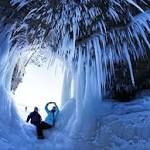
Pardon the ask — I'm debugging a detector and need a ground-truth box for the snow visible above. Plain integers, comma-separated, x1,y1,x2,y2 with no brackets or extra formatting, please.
1,94,150,149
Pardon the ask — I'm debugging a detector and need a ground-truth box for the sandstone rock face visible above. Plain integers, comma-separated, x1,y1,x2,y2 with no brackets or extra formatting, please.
106,52,150,101
11,60,25,92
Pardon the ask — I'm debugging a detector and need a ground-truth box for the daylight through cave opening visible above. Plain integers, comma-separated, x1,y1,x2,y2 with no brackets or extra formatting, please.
12,59,65,119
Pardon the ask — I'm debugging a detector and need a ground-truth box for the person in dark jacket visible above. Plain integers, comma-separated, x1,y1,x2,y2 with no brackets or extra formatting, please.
26,107,43,139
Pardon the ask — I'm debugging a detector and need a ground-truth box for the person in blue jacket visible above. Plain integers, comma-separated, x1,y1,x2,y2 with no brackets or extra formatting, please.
39,102,59,139
44,102,59,126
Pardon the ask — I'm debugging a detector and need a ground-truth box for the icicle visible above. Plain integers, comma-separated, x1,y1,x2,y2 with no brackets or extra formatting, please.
123,43,135,85
75,49,86,117
92,37,106,99
126,0,144,12
61,69,72,106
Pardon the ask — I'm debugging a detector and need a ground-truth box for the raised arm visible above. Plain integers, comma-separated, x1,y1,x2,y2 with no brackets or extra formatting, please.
45,102,52,113
53,102,59,117
53,102,58,109
45,103,50,113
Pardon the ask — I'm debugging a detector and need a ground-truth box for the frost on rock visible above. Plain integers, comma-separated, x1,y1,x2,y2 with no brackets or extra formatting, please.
10,0,28,8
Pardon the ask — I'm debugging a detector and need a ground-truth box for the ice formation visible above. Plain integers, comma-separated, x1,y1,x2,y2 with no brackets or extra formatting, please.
0,0,150,149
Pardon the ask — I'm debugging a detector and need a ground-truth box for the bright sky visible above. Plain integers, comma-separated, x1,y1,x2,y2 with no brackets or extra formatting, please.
14,62,64,117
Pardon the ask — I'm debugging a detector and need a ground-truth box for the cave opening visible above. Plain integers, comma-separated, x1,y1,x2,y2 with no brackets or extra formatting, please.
11,58,64,119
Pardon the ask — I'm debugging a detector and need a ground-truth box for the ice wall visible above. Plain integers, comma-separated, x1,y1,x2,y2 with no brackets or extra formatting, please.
0,23,21,127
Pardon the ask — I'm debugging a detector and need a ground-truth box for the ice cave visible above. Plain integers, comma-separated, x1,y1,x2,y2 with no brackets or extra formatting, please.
0,0,150,149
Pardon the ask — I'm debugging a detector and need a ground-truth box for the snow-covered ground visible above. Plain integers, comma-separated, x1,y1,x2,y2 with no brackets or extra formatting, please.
1,91,150,150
